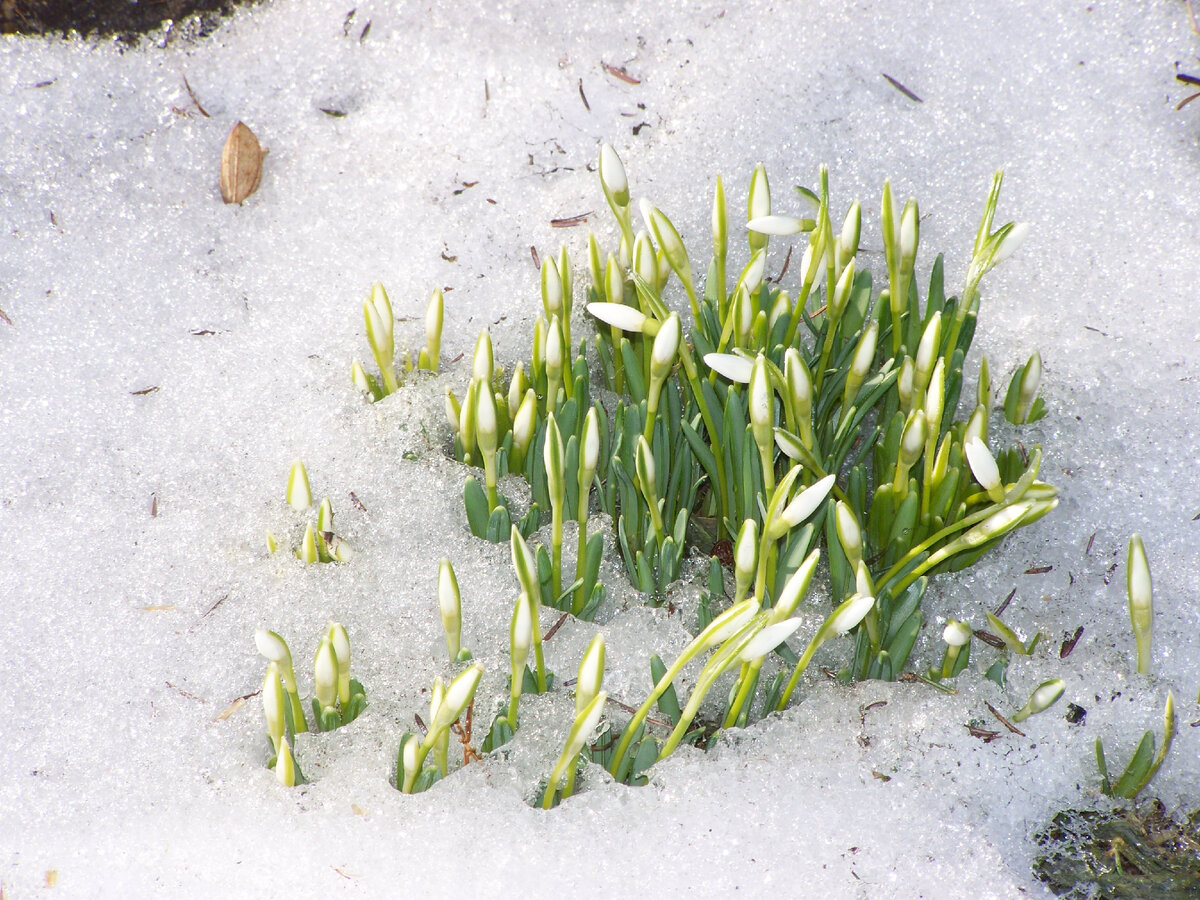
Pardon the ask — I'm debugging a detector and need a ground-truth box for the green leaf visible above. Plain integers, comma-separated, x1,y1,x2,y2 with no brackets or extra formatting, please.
481,715,515,753
1112,732,1156,799
464,476,490,538
649,654,682,726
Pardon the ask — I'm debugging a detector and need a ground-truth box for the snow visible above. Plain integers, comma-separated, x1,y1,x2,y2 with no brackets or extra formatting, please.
2,0,1198,895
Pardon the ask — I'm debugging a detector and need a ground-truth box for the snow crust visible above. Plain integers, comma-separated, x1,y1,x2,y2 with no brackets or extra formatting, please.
1,1,1198,895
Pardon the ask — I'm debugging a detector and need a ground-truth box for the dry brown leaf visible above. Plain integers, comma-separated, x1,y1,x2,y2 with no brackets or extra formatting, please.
220,121,265,204
212,697,245,721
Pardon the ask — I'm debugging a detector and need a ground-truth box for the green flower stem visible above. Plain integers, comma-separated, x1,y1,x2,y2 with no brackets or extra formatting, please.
657,623,759,760
775,629,826,711
608,598,759,777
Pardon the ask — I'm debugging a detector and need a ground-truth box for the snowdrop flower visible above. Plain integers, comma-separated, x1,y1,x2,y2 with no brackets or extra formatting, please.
913,312,942,394
286,459,312,511
579,407,601,497
735,249,767,297
964,436,1004,502
543,691,607,809
942,620,973,647
297,524,319,564
828,259,856,323
769,473,836,539
747,214,809,236
599,144,629,208
444,390,461,433
1011,679,1065,723
748,162,771,221
316,497,333,534
842,320,878,411
510,525,539,604
1013,351,1042,424
586,301,649,334
541,256,563,321
826,592,875,636
738,618,803,664
508,592,534,725
639,201,692,288
351,358,373,396
1127,534,1153,675
431,663,483,733
835,501,863,569
650,314,681,384
511,389,537,463
633,230,657,288
772,549,820,620
507,363,529,419
704,352,754,384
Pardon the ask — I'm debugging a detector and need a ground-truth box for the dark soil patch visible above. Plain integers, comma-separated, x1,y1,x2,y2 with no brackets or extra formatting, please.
2,0,256,41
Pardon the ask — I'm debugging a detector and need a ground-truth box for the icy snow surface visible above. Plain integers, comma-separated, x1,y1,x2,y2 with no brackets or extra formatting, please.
2,1,1199,896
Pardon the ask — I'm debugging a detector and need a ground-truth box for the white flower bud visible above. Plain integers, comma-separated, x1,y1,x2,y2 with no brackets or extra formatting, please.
650,314,681,383
771,473,836,537
431,663,483,732
586,301,648,334
747,215,807,236
964,436,1003,501
942,620,973,647
328,622,351,706
438,559,462,660
991,222,1030,267
899,198,919,264
1127,533,1152,675
749,354,773,450
599,144,629,208
739,618,803,663
472,330,493,382
1011,678,1065,722
704,352,754,384
826,593,875,636
575,633,606,715
835,501,862,568
425,289,444,370
313,636,339,712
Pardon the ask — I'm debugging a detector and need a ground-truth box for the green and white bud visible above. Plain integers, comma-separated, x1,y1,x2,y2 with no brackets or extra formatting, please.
773,550,820,620
1011,678,1065,722
640,201,692,289
837,201,862,271
697,596,761,652
316,497,333,534
511,389,537,464
1127,534,1153,675
473,330,494,383
770,473,836,538
431,662,484,733
635,435,657,501
735,249,767,298
510,525,539,603
599,144,630,209
579,407,601,496
899,410,926,470
990,221,1030,268
328,622,351,706
286,459,312,511
835,501,863,569
899,198,919,265
510,592,534,693
914,312,942,393
749,354,773,452
633,230,657,289
314,636,339,713
544,690,607,808
508,362,529,419
960,501,1036,548
733,518,758,602
424,289,444,370
276,735,296,787
445,390,461,433
458,380,478,459
541,256,564,321
855,560,874,598
438,559,463,661
784,348,813,442
575,633,606,717
923,357,946,432
297,524,319,564
351,358,373,396
842,320,878,410
963,404,987,447
544,412,565,510
748,162,771,220
650,314,681,384
263,662,286,754
828,259,856,323
545,314,565,386
1015,351,1042,424
897,356,915,410
475,381,498,457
